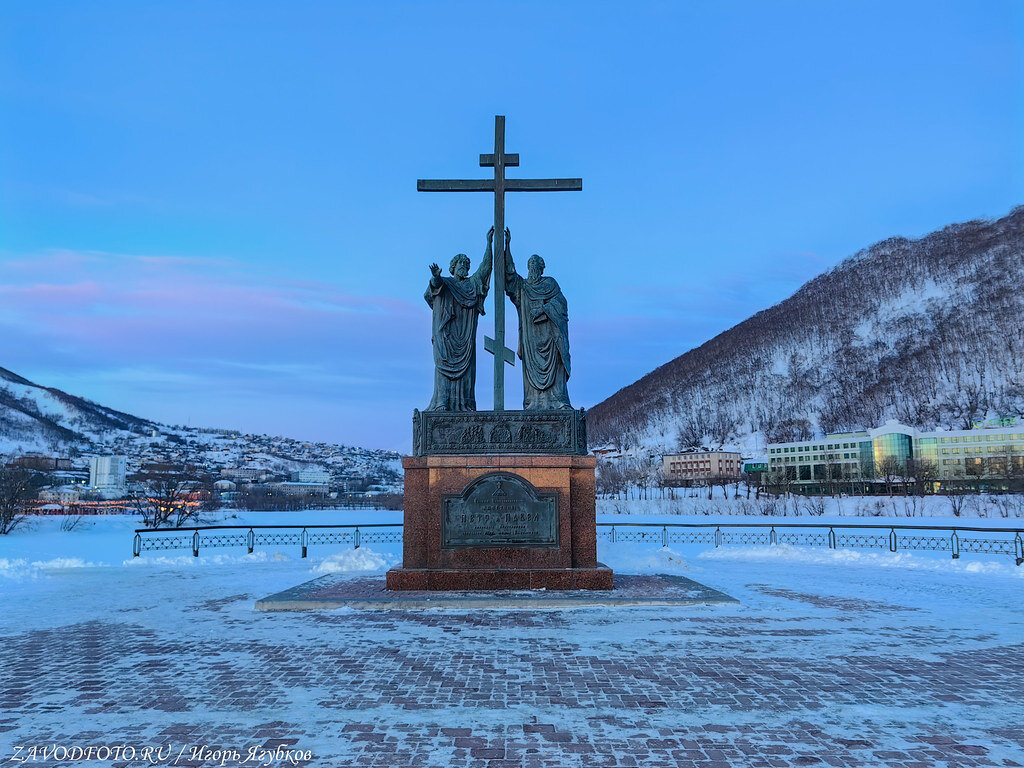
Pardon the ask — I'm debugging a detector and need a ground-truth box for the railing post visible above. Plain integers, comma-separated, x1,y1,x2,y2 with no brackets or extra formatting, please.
192,530,200,558
132,533,141,557
769,527,777,546
951,530,960,560
354,526,361,549
301,528,308,558
1015,533,1022,566
246,528,255,554
714,527,722,547
611,525,616,544
662,525,667,547
888,528,897,553
828,528,836,549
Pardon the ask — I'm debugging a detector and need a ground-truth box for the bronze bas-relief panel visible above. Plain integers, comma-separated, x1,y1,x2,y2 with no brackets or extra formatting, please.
441,472,558,549
413,409,587,456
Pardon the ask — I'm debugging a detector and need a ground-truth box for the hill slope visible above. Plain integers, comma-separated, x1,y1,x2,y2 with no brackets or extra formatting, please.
0,366,155,453
589,207,1024,454
0,366,402,486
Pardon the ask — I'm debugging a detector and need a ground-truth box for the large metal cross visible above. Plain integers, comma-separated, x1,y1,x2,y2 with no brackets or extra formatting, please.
417,115,582,411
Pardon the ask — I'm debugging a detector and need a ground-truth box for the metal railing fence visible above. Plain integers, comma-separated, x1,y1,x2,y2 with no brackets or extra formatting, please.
597,522,1024,565
133,521,1024,565
132,523,403,559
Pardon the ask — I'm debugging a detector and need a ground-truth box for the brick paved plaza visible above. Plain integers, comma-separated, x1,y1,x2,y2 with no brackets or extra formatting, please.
1,553,1022,767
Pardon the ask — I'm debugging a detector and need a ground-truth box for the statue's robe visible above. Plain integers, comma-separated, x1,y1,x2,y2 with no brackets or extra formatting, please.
506,264,572,410
425,263,490,411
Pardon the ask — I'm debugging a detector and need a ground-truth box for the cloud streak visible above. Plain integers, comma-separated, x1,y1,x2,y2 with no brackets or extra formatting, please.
0,249,431,447
0,246,811,448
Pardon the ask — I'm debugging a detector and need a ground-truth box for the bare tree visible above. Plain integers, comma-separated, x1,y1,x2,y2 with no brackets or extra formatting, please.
0,464,35,535
943,491,967,518
909,458,939,496
707,474,733,500
963,455,985,491
128,465,204,529
997,444,1023,491
741,468,763,499
596,459,626,498
824,449,845,497
799,496,826,516
877,456,904,497
764,467,792,497
859,458,876,493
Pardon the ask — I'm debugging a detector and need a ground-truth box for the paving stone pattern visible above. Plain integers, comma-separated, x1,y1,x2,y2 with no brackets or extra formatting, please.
1,569,1022,767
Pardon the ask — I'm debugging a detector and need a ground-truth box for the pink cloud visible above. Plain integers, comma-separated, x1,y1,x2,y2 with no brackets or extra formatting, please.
0,281,107,305
0,249,428,379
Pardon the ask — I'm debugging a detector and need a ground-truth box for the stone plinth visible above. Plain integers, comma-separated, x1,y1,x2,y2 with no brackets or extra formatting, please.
386,454,612,591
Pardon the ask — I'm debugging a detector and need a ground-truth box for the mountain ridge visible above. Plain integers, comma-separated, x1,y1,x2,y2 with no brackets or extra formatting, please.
0,366,157,453
588,206,1024,454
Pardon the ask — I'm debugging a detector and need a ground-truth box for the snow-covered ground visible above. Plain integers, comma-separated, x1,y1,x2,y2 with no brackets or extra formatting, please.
2,499,1021,581
598,493,1024,520
2,506,1022,766
1,500,1021,585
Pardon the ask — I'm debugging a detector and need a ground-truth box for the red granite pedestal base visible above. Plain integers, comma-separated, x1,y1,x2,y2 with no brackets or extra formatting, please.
386,454,613,591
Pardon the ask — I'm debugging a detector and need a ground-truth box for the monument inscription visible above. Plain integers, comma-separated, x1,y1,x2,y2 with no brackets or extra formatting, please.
442,472,558,549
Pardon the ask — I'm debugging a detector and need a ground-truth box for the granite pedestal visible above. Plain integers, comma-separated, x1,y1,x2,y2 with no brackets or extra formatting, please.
386,454,613,591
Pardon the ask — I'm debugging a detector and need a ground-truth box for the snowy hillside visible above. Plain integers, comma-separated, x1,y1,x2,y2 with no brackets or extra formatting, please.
589,206,1024,455
0,366,401,486
0,366,153,454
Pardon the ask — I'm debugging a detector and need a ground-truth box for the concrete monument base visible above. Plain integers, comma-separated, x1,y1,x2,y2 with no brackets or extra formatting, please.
385,565,612,591
386,454,613,591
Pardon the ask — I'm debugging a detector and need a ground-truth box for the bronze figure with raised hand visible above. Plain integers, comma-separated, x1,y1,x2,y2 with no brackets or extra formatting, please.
503,227,572,410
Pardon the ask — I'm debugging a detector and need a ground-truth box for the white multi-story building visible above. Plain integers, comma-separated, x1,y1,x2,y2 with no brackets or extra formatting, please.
766,418,1024,492
89,455,127,491
221,467,269,482
291,469,331,484
273,481,329,496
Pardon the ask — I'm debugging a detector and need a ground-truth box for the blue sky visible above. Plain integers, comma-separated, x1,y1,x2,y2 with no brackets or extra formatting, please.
1,1,1021,450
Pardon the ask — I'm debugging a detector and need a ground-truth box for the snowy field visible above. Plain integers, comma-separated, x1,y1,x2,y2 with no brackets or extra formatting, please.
1,506,1023,766
597,493,1024,521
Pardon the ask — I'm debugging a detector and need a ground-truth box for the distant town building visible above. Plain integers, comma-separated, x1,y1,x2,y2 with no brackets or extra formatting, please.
221,467,269,483
38,485,82,504
52,468,89,486
141,462,187,474
10,455,72,471
90,456,127,491
662,451,743,484
291,469,331,484
338,474,368,492
767,419,1024,493
273,481,329,496
213,479,237,492
742,459,769,483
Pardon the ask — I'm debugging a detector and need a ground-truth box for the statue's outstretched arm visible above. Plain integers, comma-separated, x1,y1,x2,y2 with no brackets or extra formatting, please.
504,227,516,274
476,226,494,281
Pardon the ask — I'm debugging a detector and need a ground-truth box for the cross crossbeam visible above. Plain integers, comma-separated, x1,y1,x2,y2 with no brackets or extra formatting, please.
417,115,582,411
417,178,582,192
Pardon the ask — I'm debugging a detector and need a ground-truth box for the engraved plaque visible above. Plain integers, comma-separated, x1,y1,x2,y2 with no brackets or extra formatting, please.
442,472,558,549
